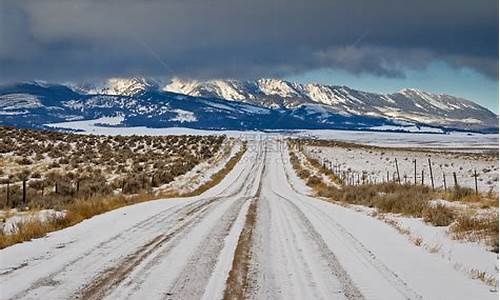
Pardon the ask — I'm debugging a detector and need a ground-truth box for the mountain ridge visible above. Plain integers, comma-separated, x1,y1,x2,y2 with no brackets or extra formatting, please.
0,78,497,133
163,78,497,130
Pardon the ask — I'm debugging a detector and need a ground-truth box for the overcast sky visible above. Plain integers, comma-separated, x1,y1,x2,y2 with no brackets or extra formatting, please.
1,0,498,111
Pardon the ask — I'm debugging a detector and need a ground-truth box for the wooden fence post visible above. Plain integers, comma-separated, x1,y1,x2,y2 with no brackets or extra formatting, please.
421,169,424,185
473,169,478,195
443,173,447,192
22,180,27,204
414,159,417,185
428,158,434,191
395,158,401,184
6,181,10,206
453,172,458,189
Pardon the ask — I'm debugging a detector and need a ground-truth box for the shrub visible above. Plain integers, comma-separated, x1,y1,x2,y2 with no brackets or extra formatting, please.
297,169,310,179
306,175,322,187
16,157,32,165
422,204,455,226
450,214,498,245
446,187,478,202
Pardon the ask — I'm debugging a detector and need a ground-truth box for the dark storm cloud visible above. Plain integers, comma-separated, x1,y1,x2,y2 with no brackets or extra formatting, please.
0,0,498,82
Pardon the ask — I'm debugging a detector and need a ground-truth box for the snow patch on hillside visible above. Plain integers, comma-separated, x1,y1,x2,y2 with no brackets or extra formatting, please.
169,109,197,123
0,94,42,110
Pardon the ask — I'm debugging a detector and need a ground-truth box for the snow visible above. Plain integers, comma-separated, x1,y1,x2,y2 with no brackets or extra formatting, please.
338,202,498,287
169,109,197,123
0,140,497,299
164,77,200,96
46,116,125,131
165,78,254,101
160,78,497,130
45,117,266,137
369,124,444,133
86,77,159,96
1,209,66,234
159,140,241,194
257,78,301,98
400,88,452,111
201,100,236,112
462,118,483,124
304,144,498,192
0,110,29,115
292,129,499,150
238,104,270,115
0,94,42,110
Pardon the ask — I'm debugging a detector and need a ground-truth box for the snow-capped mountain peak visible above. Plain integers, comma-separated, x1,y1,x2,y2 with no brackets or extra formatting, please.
0,78,497,132
76,77,160,97
256,78,302,98
164,77,199,95
162,78,497,130
102,77,160,96
165,77,257,101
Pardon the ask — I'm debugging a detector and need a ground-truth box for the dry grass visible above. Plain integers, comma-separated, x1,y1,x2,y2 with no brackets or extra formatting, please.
0,193,158,249
0,126,226,209
442,188,498,208
300,152,343,185
470,269,498,287
0,143,247,249
319,183,433,218
422,204,455,226
450,214,499,251
412,236,423,246
223,197,257,300
426,243,442,253
288,147,499,251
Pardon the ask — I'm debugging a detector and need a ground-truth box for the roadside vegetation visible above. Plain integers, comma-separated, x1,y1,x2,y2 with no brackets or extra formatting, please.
288,141,499,252
183,142,247,197
0,126,247,249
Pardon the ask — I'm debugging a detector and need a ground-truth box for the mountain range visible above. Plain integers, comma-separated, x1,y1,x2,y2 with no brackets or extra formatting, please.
0,77,497,133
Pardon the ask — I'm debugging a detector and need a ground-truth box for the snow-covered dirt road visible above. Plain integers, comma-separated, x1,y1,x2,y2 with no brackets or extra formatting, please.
0,140,496,300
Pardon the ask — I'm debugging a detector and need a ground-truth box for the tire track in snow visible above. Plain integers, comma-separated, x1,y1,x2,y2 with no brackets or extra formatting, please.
278,145,423,300
222,149,266,300
5,143,258,300
271,191,364,300
287,194,423,300
2,145,253,294
78,196,223,300
165,142,266,299
164,196,252,299
81,146,263,299
6,202,191,300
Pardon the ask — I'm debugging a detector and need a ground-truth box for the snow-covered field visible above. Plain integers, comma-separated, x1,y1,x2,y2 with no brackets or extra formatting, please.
47,116,498,150
46,116,264,138
293,129,499,151
305,145,499,192
0,140,497,299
